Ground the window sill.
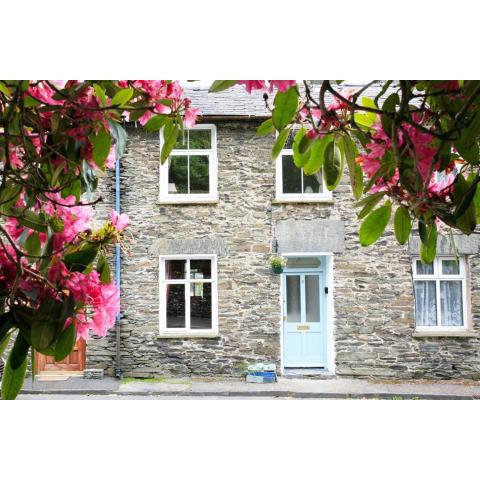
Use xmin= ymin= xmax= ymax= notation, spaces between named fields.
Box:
xmin=413 ymin=330 xmax=477 ymax=338
xmin=157 ymin=332 xmax=220 ymax=339
xmin=157 ymin=198 xmax=219 ymax=206
xmin=272 ymin=198 xmax=334 ymax=205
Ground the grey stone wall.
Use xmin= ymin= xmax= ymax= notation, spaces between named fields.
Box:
xmin=87 ymin=121 xmax=480 ymax=380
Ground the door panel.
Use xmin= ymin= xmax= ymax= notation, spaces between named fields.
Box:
xmin=36 ymin=339 xmax=86 ymax=372
xmin=283 ymin=272 xmax=325 ymax=367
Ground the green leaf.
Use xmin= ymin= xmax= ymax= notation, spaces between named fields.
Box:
xmin=292 ymin=128 xmax=310 ymax=168
xmin=271 ymin=127 xmax=291 ymax=160
xmin=24 ymin=232 xmax=41 ymax=258
xmin=63 ymin=246 xmax=98 ymax=272
xmin=303 ymin=135 xmax=333 ymax=175
xmin=361 ymin=97 xmax=379 ymax=124
xmin=111 ymin=88 xmax=134 ymax=107
xmin=1 ymin=333 xmax=29 ymax=400
xmin=31 ymin=322 xmax=57 ymax=351
xmin=0 ymin=332 xmax=11 ymax=358
xmin=144 ymin=115 xmax=168 ymax=132
xmin=161 ymin=122 xmax=179 ymax=164
xmin=209 ymin=80 xmax=237 ymax=93
xmin=54 ymin=323 xmax=77 ymax=362
xmin=90 ymin=127 xmax=111 ymax=170
xmin=0 ymin=81 xmax=12 ymax=96
xmin=256 ymin=119 xmax=274 ymax=137
xmin=359 ymin=201 xmax=392 ymax=246
xmin=323 ymin=138 xmax=344 ymax=190
xmin=93 ymin=83 xmax=107 ymax=107
xmin=394 ymin=206 xmax=412 ymax=245
xmin=97 ymin=254 xmax=111 ymax=283
xmin=108 ymin=120 xmax=127 ymax=160
xmin=420 ymin=224 xmax=437 ymax=264
xmin=341 ymin=135 xmax=362 ymax=200
xmin=453 ymin=175 xmax=477 ymax=233
xmin=272 ymin=87 xmax=299 ymax=130
xmin=380 ymin=93 xmax=399 ymax=137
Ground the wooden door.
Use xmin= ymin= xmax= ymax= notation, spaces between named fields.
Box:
xmin=36 ymin=339 xmax=86 ymax=373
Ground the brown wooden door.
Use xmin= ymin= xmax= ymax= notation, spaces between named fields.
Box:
xmin=36 ymin=339 xmax=86 ymax=373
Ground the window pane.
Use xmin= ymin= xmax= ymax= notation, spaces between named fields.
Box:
xmin=286 ymin=275 xmax=301 ymax=323
xmin=166 ymin=284 xmax=185 ymax=328
xmin=190 ymin=259 xmax=212 ymax=279
xmin=282 ymin=155 xmax=302 ymax=194
xmin=303 ymin=171 xmax=322 ymax=194
xmin=190 ymin=283 xmax=212 ymax=329
xmin=442 ymin=259 xmax=460 ymax=275
xmin=165 ymin=260 xmax=186 ymax=279
xmin=416 ymin=260 xmax=434 ymax=275
xmin=440 ymin=281 xmax=464 ymax=326
xmin=189 ymin=129 xmax=211 ymax=149
xmin=305 ymin=275 xmax=320 ymax=323
xmin=168 ymin=156 xmax=188 ymax=193
xmin=414 ymin=281 xmax=437 ymax=326
xmin=189 ymin=155 xmax=209 ymax=193
xmin=173 ymin=131 xmax=188 ymax=149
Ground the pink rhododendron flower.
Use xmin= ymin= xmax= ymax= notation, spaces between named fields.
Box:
xmin=105 ymin=145 xmax=116 ymax=169
xmin=184 ymin=107 xmax=201 ymax=128
xmin=269 ymin=80 xmax=297 ymax=92
xmin=66 ymin=270 xmax=120 ymax=340
xmin=237 ymin=81 xmax=267 ymax=93
xmin=109 ymin=209 xmax=130 ymax=232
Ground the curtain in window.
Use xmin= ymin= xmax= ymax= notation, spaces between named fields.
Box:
xmin=414 ymin=281 xmax=437 ymax=326
xmin=440 ymin=281 xmax=463 ymax=326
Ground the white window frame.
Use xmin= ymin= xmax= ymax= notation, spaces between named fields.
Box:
xmin=159 ymin=254 xmax=218 ymax=337
xmin=412 ymin=256 xmax=469 ymax=332
xmin=275 ymin=130 xmax=332 ymax=202
xmin=159 ymin=124 xmax=218 ymax=203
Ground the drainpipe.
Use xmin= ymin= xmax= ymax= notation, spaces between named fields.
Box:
xmin=114 ymin=153 xmax=122 ymax=379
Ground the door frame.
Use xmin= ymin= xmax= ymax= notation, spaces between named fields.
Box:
xmin=279 ymin=252 xmax=335 ymax=374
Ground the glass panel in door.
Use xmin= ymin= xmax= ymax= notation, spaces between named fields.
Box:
xmin=286 ymin=275 xmax=301 ymax=323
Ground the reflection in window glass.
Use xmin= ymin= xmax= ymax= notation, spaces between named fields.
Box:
xmin=166 ymin=284 xmax=185 ymax=328
xmin=414 ymin=281 xmax=437 ymax=326
xmin=416 ymin=260 xmax=434 ymax=275
xmin=303 ymin=171 xmax=322 ymax=194
xmin=282 ymin=155 xmax=302 ymax=194
xmin=165 ymin=260 xmax=186 ymax=279
xmin=168 ymin=156 xmax=188 ymax=193
xmin=189 ymin=155 xmax=209 ymax=193
xmin=442 ymin=260 xmax=460 ymax=275
xmin=190 ymin=283 xmax=212 ymax=329
xmin=440 ymin=281 xmax=463 ymax=326
xmin=190 ymin=259 xmax=212 ymax=279
xmin=189 ymin=129 xmax=211 ymax=149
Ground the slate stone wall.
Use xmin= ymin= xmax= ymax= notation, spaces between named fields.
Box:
xmin=86 ymin=121 xmax=480 ymax=379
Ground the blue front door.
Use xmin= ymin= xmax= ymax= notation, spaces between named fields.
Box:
xmin=283 ymin=271 xmax=326 ymax=367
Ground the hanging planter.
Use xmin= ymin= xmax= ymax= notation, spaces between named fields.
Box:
xmin=268 ymin=254 xmax=286 ymax=274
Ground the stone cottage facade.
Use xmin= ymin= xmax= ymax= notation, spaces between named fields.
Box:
xmin=83 ymin=84 xmax=480 ymax=380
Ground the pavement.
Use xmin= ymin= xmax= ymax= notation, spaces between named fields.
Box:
xmin=17 ymin=375 xmax=480 ymax=399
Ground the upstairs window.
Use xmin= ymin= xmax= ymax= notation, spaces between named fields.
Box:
xmin=275 ymin=129 xmax=332 ymax=202
xmin=412 ymin=257 xmax=468 ymax=330
xmin=159 ymin=124 xmax=217 ymax=203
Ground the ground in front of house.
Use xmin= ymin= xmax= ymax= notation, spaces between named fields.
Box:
xmin=17 ymin=376 xmax=480 ymax=399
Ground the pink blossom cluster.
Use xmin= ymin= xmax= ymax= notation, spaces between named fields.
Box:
xmin=237 ymin=80 xmax=297 ymax=93
xmin=356 ymin=119 xmax=455 ymax=199
xmin=118 ymin=80 xmax=200 ymax=128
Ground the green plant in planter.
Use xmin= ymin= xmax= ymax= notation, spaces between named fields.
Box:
xmin=268 ymin=255 xmax=286 ymax=274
